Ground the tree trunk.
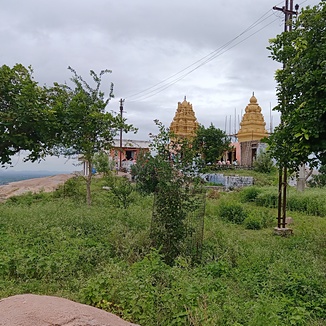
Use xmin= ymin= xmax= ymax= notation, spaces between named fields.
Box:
xmin=86 ymin=160 xmax=92 ymax=206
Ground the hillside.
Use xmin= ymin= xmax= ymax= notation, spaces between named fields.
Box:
xmin=0 ymin=174 xmax=325 ymax=325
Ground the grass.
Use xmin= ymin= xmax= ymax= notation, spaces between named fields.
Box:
xmin=0 ymin=175 xmax=325 ymax=325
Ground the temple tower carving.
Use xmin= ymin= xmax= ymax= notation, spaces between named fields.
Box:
xmin=237 ymin=94 xmax=269 ymax=166
xmin=170 ymin=97 xmax=199 ymax=139
xmin=237 ymin=94 xmax=268 ymax=142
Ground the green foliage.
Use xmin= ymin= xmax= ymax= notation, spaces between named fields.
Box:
xmin=243 ymin=186 xmax=326 ymax=217
xmin=267 ymin=2 xmax=326 ymax=170
xmin=50 ymin=67 xmax=136 ymax=205
xmin=105 ymin=175 xmax=134 ymax=209
xmin=192 ymin=123 xmax=231 ymax=165
xmin=255 ymin=189 xmax=279 ymax=208
xmin=54 ymin=176 xmax=86 ymax=202
xmin=218 ymin=200 xmax=248 ymax=224
xmin=244 ymin=209 xmax=274 ymax=230
xmin=240 ymin=186 xmax=262 ymax=202
xmin=308 ymin=165 xmax=326 ymax=188
xmin=286 ymin=189 xmax=326 ymax=217
xmin=1 ymin=175 xmax=326 ymax=325
xmin=132 ymin=120 xmax=204 ymax=265
xmin=93 ymin=151 xmax=115 ymax=176
xmin=131 ymin=150 xmax=159 ymax=195
xmin=0 ymin=64 xmax=56 ymax=165
xmin=253 ymin=150 xmax=275 ymax=173
xmin=244 ymin=215 xmax=263 ymax=230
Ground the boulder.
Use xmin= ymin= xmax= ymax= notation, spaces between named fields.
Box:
xmin=0 ymin=294 xmax=140 ymax=326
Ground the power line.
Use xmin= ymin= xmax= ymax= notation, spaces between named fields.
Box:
xmin=125 ymin=5 xmax=284 ymax=102
xmin=129 ymin=16 xmax=279 ymax=102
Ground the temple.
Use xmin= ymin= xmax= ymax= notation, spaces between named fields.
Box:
xmin=237 ymin=93 xmax=268 ymax=142
xmin=168 ymin=94 xmax=269 ymax=167
xmin=169 ymin=97 xmax=199 ymax=139
xmin=236 ymin=94 xmax=269 ymax=166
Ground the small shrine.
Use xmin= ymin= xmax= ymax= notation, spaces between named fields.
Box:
xmin=237 ymin=94 xmax=269 ymax=166
xmin=169 ymin=97 xmax=199 ymax=139
xmin=237 ymin=93 xmax=268 ymax=142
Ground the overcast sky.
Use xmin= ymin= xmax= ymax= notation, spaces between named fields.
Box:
xmin=1 ymin=0 xmax=320 ymax=172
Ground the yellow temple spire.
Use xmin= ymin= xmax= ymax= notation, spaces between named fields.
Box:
xmin=170 ymin=97 xmax=199 ymax=139
xmin=237 ymin=94 xmax=268 ymax=142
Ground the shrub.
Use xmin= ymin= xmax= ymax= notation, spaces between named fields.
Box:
xmin=253 ymin=151 xmax=275 ymax=173
xmin=105 ymin=175 xmax=134 ymax=209
xmin=244 ymin=208 xmax=275 ymax=230
xmin=206 ymin=188 xmax=220 ymax=200
xmin=218 ymin=201 xmax=248 ymax=224
xmin=286 ymin=190 xmax=326 ymax=217
xmin=244 ymin=215 xmax=263 ymax=230
xmin=255 ymin=191 xmax=278 ymax=208
xmin=54 ymin=176 xmax=85 ymax=202
xmin=240 ymin=186 xmax=261 ymax=203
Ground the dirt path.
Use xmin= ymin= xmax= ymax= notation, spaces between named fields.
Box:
xmin=0 ymin=174 xmax=75 ymax=202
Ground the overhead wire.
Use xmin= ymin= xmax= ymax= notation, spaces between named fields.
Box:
xmin=131 ymin=18 xmax=280 ymax=102
xmin=125 ymin=3 xmax=285 ymax=102
xmin=126 ymin=9 xmax=275 ymax=100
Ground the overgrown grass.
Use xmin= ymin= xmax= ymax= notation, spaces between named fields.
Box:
xmin=241 ymin=186 xmax=326 ymax=217
xmin=0 ymin=176 xmax=325 ymax=325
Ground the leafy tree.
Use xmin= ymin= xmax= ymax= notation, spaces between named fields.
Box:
xmin=132 ymin=120 xmax=204 ymax=265
xmin=267 ymin=2 xmax=326 ymax=170
xmin=192 ymin=123 xmax=231 ymax=165
xmin=93 ymin=150 xmax=115 ymax=176
xmin=51 ymin=67 xmax=135 ymax=205
xmin=0 ymin=64 xmax=55 ymax=165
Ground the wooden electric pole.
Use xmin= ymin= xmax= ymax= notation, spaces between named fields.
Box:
xmin=119 ymin=98 xmax=125 ymax=170
xmin=273 ymin=0 xmax=299 ymax=232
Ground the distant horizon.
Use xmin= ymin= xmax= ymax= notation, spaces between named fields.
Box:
xmin=0 ymin=170 xmax=77 ymax=174
xmin=1 ymin=153 xmax=81 ymax=173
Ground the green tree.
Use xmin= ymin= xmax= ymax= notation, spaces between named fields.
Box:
xmin=0 ymin=64 xmax=55 ymax=165
xmin=132 ymin=120 xmax=204 ymax=265
xmin=93 ymin=150 xmax=114 ymax=176
xmin=52 ymin=67 xmax=135 ymax=205
xmin=267 ymin=2 xmax=326 ymax=170
xmin=192 ymin=123 xmax=231 ymax=165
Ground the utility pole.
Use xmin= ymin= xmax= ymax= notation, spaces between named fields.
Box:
xmin=119 ymin=98 xmax=125 ymax=171
xmin=273 ymin=0 xmax=299 ymax=232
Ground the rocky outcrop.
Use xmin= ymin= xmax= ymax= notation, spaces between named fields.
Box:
xmin=0 ymin=294 xmax=139 ymax=326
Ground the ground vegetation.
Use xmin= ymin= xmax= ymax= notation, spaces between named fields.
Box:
xmin=0 ymin=172 xmax=325 ymax=325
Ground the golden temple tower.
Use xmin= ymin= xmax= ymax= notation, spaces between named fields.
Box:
xmin=169 ymin=97 xmax=199 ymax=139
xmin=237 ymin=93 xmax=268 ymax=142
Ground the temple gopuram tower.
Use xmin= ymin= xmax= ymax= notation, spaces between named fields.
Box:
xmin=170 ymin=97 xmax=199 ymax=139
xmin=237 ymin=94 xmax=269 ymax=166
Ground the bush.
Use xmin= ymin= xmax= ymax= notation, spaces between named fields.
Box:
xmin=240 ymin=186 xmax=261 ymax=203
xmin=255 ymin=191 xmax=278 ymax=208
xmin=206 ymin=188 xmax=220 ymax=200
xmin=244 ymin=215 xmax=263 ymax=230
xmin=244 ymin=210 xmax=274 ymax=230
xmin=253 ymin=151 xmax=275 ymax=174
xmin=218 ymin=201 xmax=248 ymax=224
xmin=54 ymin=176 xmax=85 ymax=202
xmin=105 ymin=175 xmax=135 ymax=209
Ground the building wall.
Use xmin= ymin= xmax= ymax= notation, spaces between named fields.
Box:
xmin=240 ymin=141 xmax=258 ymax=166
xmin=240 ymin=141 xmax=267 ymax=167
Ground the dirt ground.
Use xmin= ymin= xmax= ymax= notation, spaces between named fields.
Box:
xmin=0 ymin=173 xmax=75 ymax=202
